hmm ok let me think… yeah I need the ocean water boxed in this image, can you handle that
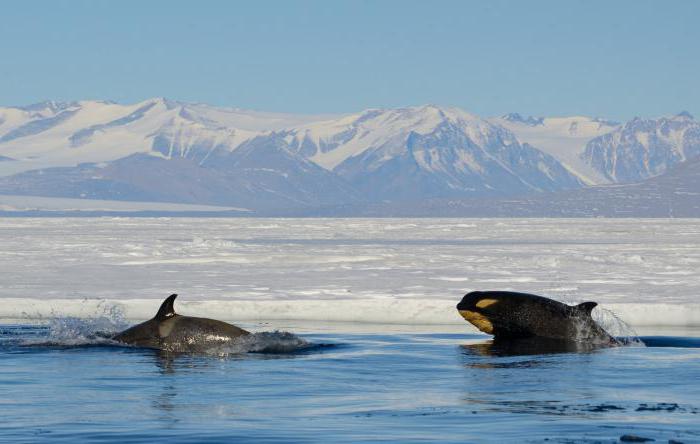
[1,321,700,443]
[1,218,700,442]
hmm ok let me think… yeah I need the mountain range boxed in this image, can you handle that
[0,98,697,216]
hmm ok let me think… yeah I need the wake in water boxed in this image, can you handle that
[20,301,129,347]
[203,331,330,356]
[17,302,325,355]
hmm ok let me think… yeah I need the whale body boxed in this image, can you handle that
[112,294,249,352]
[457,291,616,345]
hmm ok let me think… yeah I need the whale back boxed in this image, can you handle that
[112,294,250,352]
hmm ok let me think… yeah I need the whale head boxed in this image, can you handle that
[456,291,503,335]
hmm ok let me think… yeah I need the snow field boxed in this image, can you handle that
[1,218,698,327]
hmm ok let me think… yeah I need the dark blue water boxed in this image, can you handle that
[1,324,699,443]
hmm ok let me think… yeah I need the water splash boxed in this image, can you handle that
[592,307,644,346]
[21,301,128,347]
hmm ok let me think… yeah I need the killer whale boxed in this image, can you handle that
[112,294,250,352]
[456,291,616,345]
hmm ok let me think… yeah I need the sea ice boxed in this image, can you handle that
[0,218,698,328]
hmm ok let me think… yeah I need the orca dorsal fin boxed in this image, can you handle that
[154,294,178,321]
[575,301,598,315]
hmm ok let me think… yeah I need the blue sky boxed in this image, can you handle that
[1,0,698,119]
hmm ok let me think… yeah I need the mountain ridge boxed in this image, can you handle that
[0,99,697,214]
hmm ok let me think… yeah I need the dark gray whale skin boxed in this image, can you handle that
[457,291,617,345]
[112,294,249,352]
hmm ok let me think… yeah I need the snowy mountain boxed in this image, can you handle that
[278,105,583,200]
[0,99,696,213]
[582,112,700,183]
[297,156,700,218]
[0,146,360,212]
[0,99,353,209]
[0,98,328,177]
[496,111,700,187]
[500,113,545,127]
[0,100,587,208]
[495,114,620,185]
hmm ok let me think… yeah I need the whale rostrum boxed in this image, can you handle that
[112,294,250,352]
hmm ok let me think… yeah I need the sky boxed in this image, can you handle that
[1,0,698,120]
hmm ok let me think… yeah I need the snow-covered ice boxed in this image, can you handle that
[1,218,699,328]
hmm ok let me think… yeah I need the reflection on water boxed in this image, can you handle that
[152,382,177,417]
[461,335,700,360]
[152,351,221,375]
[151,352,191,422]
[461,337,604,358]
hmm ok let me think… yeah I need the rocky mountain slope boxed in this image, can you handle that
[296,156,700,218]
[0,99,697,213]
[582,112,700,183]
